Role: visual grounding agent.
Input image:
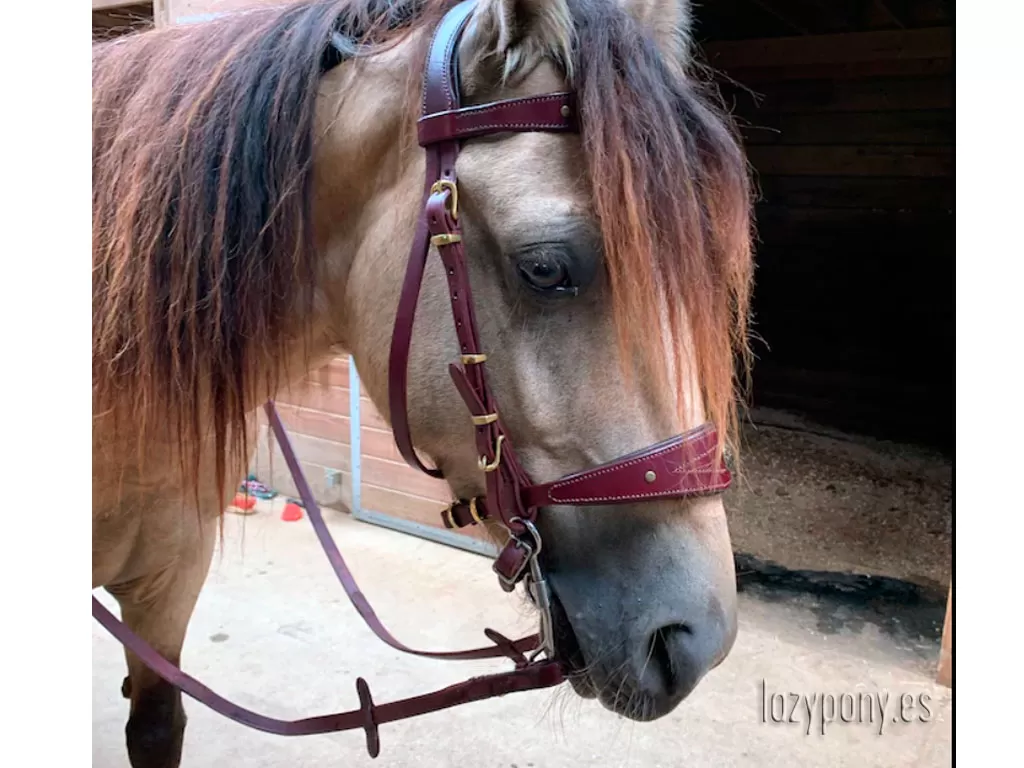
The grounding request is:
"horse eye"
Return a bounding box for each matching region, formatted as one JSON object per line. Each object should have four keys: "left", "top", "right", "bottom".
{"left": 517, "top": 258, "right": 577, "bottom": 296}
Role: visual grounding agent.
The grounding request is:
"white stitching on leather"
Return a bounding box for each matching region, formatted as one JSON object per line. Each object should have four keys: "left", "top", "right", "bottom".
{"left": 458, "top": 121, "right": 567, "bottom": 133}
{"left": 455, "top": 93, "right": 570, "bottom": 114}
{"left": 548, "top": 479, "right": 731, "bottom": 505}
{"left": 546, "top": 429, "right": 723, "bottom": 504}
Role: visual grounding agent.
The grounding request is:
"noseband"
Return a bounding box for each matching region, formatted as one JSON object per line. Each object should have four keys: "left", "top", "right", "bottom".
{"left": 92, "top": 1, "right": 731, "bottom": 758}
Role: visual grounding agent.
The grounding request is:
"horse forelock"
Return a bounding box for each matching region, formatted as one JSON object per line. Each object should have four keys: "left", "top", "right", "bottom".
{"left": 468, "top": 0, "right": 754, "bottom": 460}
{"left": 567, "top": 0, "right": 754, "bottom": 462}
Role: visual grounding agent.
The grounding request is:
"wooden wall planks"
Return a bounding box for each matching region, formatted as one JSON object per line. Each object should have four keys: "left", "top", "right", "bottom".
{"left": 258, "top": 356, "right": 493, "bottom": 551}
{"left": 706, "top": 23, "right": 953, "bottom": 452}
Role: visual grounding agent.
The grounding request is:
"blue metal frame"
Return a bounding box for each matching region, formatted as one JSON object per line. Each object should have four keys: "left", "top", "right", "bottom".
{"left": 348, "top": 356, "right": 362, "bottom": 517}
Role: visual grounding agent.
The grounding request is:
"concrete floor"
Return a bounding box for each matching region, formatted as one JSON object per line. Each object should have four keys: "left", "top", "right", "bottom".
{"left": 93, "top": 503, "right": 952, "bottom": 767}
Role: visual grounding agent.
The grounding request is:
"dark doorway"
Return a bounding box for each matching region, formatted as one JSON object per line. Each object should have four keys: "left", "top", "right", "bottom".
{"left": 694, "top": 0, "right": 954, "bottom": 455}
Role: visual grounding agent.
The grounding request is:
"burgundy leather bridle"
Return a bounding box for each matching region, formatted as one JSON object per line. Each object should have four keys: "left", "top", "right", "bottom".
{"left": 387, "top": 0, "right": 729, "bottom": 645}
{"left": 92, "top": 1, "right": 731, "bottom": 758}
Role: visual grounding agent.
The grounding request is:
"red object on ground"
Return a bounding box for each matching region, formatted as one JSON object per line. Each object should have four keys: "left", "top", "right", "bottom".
{"left": 281, "top": 502, "right": 304, "bottom": 522}
{"left": 231, "top": 493, "right": 258, "bottom": 510}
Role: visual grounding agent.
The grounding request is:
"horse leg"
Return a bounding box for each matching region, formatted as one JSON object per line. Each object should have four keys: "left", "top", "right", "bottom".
{"left": 106, "top": 515, "right": 217, "bottom": 768}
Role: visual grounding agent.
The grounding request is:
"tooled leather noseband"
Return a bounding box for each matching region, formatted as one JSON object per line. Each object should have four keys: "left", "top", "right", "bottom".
{"left": 92, "top": 1, "right": 731, "bottom": 759}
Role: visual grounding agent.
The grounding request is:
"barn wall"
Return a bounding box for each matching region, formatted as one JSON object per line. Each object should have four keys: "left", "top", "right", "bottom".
{"left": 254, "top": 357, "right": 496, "bottom": 548}
{"left": 705, "top": 27, "right": 954, "bottom": 452}
{"left": 165, "top": 0, "right": 266, "bottom": 22}
{"left": 93, "top": 1, "right": 156, "bottom": 37}
{"left": 254, "top": 357, "right": 356, "bottom": 510}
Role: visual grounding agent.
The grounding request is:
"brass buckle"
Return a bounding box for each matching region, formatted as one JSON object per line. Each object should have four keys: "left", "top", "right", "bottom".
{"left": 460, "top": 353, "right": 488, "bottom": 365}
{"left": 477, "top": 434, "right": 504, "bottom": 473}
{"left": 468, "top": 497, "right": 483, "bottom": 524}
{"left": 429, "top": 179, "right": 458, "bottom": 219}
{"left": 442, "top": 497, "right": 484, "bottom": 527}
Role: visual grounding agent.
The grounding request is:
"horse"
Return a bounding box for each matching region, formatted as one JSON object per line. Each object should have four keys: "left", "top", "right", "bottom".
{"left": 92, "top": 0, "right": 754, "bottom": 765}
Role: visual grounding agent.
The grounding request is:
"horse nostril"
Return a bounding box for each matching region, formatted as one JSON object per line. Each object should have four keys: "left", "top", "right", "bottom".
{"left": 647, "top": 622, "right": 692, "bottom": 697}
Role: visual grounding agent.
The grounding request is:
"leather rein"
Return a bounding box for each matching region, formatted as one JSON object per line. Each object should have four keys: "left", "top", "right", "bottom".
{"left": 92, "top": 1, "right": 731, "bottom": 758}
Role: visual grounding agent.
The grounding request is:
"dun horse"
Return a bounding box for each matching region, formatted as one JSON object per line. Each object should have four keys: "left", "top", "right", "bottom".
{"left": 92, "top": 0, "right": 754, "bottom": 765}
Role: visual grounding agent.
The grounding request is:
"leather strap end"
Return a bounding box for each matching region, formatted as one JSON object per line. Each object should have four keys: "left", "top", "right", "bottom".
{"left": 355, "top": 678, "right": 380, "bottom": 758}
{"left": 493, "top": 539, "right": 532, "bottom": 591}
{"left": 482, "top": 628, "right": 530, "bottom": 668}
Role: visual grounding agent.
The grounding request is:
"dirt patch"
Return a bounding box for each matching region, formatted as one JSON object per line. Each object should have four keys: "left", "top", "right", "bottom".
{"left": 726, "top": 408, "right": 952, "bottom": 591}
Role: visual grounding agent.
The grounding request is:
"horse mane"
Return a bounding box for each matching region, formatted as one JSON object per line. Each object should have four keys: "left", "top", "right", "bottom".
{"left": 92, "top": 0, "right": 752, "bottom": 508}
{"left": 92, "top": 0, "right": 446, "bottom": 503}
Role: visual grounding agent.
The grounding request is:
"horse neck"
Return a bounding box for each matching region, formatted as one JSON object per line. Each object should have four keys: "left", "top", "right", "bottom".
{"left": 306, "top": 38, "right": 427, "bottom": 360}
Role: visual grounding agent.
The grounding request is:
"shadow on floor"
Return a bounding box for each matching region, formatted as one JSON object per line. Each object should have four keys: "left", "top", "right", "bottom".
{"left": 734, "top": 551, "right": 946, "bottom": 666}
